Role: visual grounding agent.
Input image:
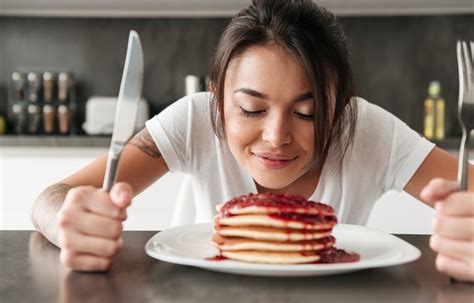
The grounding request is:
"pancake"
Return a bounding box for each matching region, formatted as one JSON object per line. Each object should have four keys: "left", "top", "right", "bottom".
{"left": 215, "top": 225, "right": 332, "bottom": 242}
{"left": 220, "top": 250, "right": 321, "bottom": 264}
{"left": 212, "top": 233, "right": 335, "bottom": 252}
{"left": 207, "top": 192, "right": 359, "bottom": 265}
{"left": 215, "top": 214, "right": 337, "bottom": 230}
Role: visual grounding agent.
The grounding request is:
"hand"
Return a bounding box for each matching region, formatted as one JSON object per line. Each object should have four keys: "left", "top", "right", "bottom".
{"left": 57, "top": 182, "right": 133, "bottom": 271}
{"left": 421, "top": 178, "right": 474, "bottom": 282}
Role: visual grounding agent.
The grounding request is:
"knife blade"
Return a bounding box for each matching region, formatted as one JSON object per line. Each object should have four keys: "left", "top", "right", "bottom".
{"left": 103, "top": 30, "right": 144, "bottom": 192}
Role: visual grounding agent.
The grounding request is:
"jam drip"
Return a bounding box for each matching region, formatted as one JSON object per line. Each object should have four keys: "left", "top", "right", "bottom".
{"left": 268, "top": 213, "right": 337, "bottom": 225}
{"left": 309, "top": 247, "right": 360, "bottom": 264}
{"left": 205, "top": 255, "right": 227, "bottom": 261}
{"left": 220, "top": 193, "right": 335, "bottom": 216}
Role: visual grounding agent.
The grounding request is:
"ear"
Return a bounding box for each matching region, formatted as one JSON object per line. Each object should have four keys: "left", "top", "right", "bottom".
{"left": 208, "top": 79, "right": 217, "bottom": 95}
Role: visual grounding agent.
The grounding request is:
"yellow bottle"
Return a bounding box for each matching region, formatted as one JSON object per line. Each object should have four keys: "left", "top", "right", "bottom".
{"left": 424, "top": 81, "right": 445, "bottom": 140}
{"left": 0, "top": 115, "right": 5, "bottom": 135}
{"left": 423, "top": 84, "right": 435, "bottom": 140}
{"left": 434, "top": 85, "right": 445, "bottom": 141}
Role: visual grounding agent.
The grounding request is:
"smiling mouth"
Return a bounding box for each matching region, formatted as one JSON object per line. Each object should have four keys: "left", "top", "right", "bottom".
{"left": 252, "top": 152, "right": 297, "bottom": 161}
{"left": 252, "top": 152, "right": 298, "bottom": 169}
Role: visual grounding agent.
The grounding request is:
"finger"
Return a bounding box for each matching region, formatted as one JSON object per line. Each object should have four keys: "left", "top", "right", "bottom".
{"left": 59, "top": 229, "right": 122, "bottom": 258}
{"left": 435, "top": 253, "right": 474, "bottom": 282}
{"left": 66, "top": 187, "right": 123, "bottom": 220}
{"left": 435, "top": 191, "right": 474, "bottom": 216}
{"left": 119, "top": 208, "right": 127, "bottom": 221}
{"left": 109, "top": 182, "right": 133, "bottom": 209}
{"left": 60, "top": 250, "right": 112, "bottom": 272}
{"left": 420, "top": 178, "right": 458, "bottom": 203}
{"left": 430, "top": 235, "right": 474, "bottom": 261}
{"left": 433, "top": 215, "right": 474, "bottom": 240}
{"left": 59, "top": 210, "right": 123, "bottom": 240}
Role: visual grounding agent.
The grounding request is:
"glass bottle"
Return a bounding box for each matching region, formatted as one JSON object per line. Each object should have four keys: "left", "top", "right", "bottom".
{"left": 423, "top": 82, "right": 436, "bottom": 140}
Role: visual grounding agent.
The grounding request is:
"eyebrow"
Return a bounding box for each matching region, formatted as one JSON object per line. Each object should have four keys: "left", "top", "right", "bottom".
{"left": 233, "top": 88, "right": 313, "bottom": 103}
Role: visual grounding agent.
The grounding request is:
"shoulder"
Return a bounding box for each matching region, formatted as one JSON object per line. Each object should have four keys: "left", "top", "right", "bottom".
{"left": 164, "top": 91, "right": 212, "bottom": 114}
{"left": 354, "top": 97, "right": 395, "bottom": 123}
{"left": 153, "top": 92, "right": 212, "bottom": 126}
{"left": 188, "top": 91, "right": 213, "bottom": 115}
{"left": 352, "top": 97, "right": 404, "bottom": 137}
{"left": 344, "top": 97, "right": 401, "bottom": 165}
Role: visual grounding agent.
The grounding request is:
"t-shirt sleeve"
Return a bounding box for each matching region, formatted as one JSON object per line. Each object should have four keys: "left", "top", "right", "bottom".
{"left": 145, "top": 92, "right": 215, "bottom": 173}
{"left": 379, "top": 106, "right": 436, "bottom": 191}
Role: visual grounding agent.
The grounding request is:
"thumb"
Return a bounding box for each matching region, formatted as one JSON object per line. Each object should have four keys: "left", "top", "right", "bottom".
{"left": 420, "top": 178, "right": 458, "bottom": 203}
{"left": 109, "top": 182, "right": 134, "bottom": 209}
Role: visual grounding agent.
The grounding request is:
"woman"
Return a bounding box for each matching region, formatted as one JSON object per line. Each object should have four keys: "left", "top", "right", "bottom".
{"left": 31, "top": 0, "right": 473, "bottom": 280}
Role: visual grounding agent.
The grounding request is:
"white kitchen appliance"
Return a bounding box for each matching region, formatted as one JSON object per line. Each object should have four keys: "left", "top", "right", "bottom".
{"left": 82, "top": 96, "right": 149, "bottom": 135}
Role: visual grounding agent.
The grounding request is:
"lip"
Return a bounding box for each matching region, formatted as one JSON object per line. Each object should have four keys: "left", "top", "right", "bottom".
{"left": 252, "top": 152, "right": 297, "bottom": 169}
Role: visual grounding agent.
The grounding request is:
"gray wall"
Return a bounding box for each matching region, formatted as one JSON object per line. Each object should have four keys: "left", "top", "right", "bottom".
{"left": 0, "top": 15, "right": 473, "bottom": 135}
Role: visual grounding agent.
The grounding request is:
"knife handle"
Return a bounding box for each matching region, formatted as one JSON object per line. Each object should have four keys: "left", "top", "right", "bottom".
{"left": 103, "top": 151, "right": 121, "bottom": 192}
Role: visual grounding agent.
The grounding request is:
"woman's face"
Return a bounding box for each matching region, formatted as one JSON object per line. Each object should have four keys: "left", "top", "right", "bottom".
{"left": 223, "top": 44, "right": 316, "bottom": 190}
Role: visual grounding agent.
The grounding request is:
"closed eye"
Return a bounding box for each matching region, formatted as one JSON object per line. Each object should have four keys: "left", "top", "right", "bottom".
{"left": 295, "top": 112, "right": 315, "bottom": 121}
{"left": 239, "top": 106, "right": 265, "bottom": 118}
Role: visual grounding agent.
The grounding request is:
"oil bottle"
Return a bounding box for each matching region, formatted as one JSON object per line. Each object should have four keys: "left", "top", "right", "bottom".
{"left": 434, "top": 83, "right": 445, "bottom": 140}
{"left": 423, "top": 81, "right": 445, "bottom": 140}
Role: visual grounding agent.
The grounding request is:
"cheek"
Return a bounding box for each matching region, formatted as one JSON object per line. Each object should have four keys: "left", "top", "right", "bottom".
{"left": 298, "top": 125, "right": 315, "bottom": 156}
{"left": 225, "top": 117, "right": 252, "bottom": 149}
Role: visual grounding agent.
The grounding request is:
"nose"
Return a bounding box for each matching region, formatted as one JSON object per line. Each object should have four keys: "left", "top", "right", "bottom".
{"left": 261, "top": 113, "right": 292, "bottom": 147}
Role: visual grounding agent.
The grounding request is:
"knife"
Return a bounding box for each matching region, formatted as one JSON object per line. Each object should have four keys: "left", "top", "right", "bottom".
{"left": 103, "top": 30, "right": 144, "bottom": 192}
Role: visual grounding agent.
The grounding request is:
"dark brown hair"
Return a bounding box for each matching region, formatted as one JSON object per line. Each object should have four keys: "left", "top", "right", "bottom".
{"left": 209, "top": 0, "right": 357, "bottom": 170}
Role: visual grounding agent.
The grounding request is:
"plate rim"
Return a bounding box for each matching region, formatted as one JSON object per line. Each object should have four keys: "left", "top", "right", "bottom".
{"left": 145, "top": 223, "right": 421, "bottom": 273}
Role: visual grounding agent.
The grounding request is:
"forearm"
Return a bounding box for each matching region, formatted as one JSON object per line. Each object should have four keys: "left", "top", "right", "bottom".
{"left": 30, "top": 183, "right": 72, "bottom": 247}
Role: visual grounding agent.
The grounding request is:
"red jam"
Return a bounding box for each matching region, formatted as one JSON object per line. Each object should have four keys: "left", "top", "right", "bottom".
{"left": 205, "top": 255, "right": 228, "bottom": 261}
{"left": 310, "top": 247, "right": 360, "bottom": 263}
{"left": 268, "top": 213, "right": 337, "bottom": 225}
{"left": 219, "top": 193, "right": 335, "bottom": 216}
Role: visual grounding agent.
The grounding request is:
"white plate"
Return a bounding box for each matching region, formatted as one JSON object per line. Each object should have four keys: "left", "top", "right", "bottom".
{"left": 145, "top": 223, "right": 421, "bottom": 277}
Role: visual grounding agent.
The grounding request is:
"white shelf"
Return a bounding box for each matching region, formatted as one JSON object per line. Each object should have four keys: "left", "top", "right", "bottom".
{"left": 1, "top": 0, "right": 472, "bottom": 18}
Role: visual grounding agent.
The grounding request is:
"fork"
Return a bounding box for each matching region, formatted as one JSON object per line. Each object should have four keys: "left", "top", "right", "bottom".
{"left": 456, "top": 40, "right": 474, "bottom": 191}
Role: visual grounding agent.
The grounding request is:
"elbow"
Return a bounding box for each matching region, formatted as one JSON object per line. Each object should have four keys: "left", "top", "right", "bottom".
{"left": 29, "top": 195, "right": 41, "bottom": 231}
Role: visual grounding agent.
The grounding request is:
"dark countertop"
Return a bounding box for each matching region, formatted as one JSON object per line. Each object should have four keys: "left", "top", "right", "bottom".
{"left": 1, "top": 231, "right": 473, "bottom": 303}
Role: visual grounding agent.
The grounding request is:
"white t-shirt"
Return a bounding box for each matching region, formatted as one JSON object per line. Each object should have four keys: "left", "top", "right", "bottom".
{"left": 145, "top": 92, "right": 435, "bottom": 226}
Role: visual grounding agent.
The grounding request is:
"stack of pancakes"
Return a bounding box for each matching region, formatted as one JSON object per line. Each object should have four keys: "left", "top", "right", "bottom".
{"left": 212, "top": 192, "right": 339, "bottom": 264}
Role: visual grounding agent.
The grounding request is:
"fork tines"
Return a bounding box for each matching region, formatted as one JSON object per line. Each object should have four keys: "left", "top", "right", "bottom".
{"left": 456, "top": 40, "right": 474, "bottom": 191}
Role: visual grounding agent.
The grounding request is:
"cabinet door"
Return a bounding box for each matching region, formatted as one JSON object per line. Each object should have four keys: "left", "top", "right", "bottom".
{"left": 0, "top": 147, "right": 182, "bottom": 230}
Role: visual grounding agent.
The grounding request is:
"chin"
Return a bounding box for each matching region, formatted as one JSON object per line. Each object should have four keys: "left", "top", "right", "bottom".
{"left": 252, "top": 173, "right": 294, "bottom": 190}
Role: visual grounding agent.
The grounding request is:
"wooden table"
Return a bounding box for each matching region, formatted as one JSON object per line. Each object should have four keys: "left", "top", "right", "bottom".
{"left": 1, "top": 231, "right": 473, "bottom": 303}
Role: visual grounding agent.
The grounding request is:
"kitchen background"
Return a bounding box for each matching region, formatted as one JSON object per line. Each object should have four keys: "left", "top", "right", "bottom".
{"left": 1, "top": 0, "right": 473, "bottom": 232}
{"left": 1, "top": 15, "right": 474, "bottom": 135}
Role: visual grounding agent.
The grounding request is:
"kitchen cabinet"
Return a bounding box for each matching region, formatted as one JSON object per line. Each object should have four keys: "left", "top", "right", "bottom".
{"left": 1, "top": 0, "right": 472, "bottom": 17}
{"left": 0, "top": 146, "right": 184, "bottom": 231}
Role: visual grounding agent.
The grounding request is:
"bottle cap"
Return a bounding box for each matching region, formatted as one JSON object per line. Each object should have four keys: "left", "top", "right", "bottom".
{"left": 428, "top": 81, "right": 441, "bottom": 96}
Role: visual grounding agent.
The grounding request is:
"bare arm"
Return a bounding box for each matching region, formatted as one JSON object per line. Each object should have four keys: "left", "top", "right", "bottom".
{"left": 30, "top": 127, "right": 169, "bottom": 245}
{"left": 30, "top": 183, "right": 72, "bottom": 246}
{"left": 404, "top": 147, "right": 474, "bottom": 207}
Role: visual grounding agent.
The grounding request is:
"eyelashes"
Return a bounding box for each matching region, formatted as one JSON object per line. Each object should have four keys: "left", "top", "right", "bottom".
{"left": 238, "top": 107, "right": 264, "bottom": 118}
{"left": 238, "top": 107, "right": 315, "bottom": 121}
{"left": 295, "top": 112, "right": 315, "bottom": 121}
